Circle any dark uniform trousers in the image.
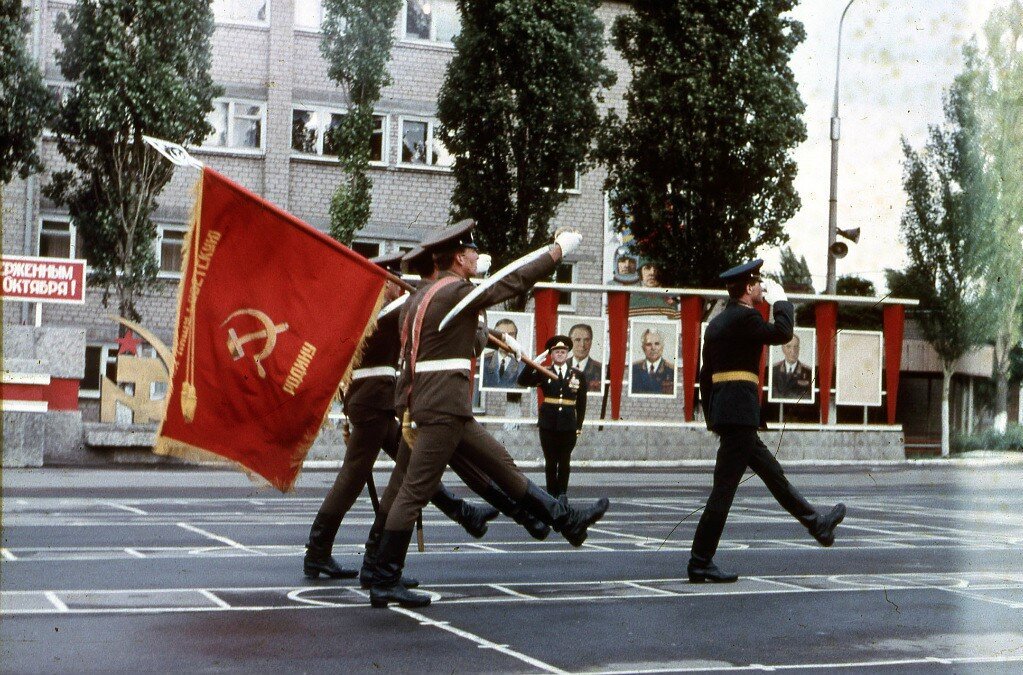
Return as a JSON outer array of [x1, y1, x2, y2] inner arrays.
[[690, 425, 816, 563], [318, 404, 400, 520], [539, 429, 576, 497]]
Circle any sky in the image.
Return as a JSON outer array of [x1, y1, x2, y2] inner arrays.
[[761, 0, 1005, 292]]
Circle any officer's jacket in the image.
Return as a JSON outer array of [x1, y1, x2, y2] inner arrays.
[[399, 252, 558, 421], [344, 308, 400, 416], [699, 300, 794, 430], [517, 364, 587, 432]]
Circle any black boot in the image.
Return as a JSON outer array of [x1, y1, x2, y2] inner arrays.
[[369, 529, 433, 609], [808, 503, 846, 547], [687, 556, 739, 584], [480, 482, 551, 541], [518, 481, 609, 547], [360, 514, 419, 589], [304, 512, 358, 579], [430, 484, 499, 539]]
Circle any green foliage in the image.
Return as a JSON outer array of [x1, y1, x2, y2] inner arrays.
[[43, 0, 220, 322], [953, 424, 1023, 453], [602, 0, 806, 287], [766, 246, 814, 293], [320, 0, 402, 245], [437, 0, 615, 268], [0, 1, 51, 184], [835, 275, 880, 330], [896, 72, 990, 370]]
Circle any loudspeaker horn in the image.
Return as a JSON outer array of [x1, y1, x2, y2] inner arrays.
[[830, 241, 849, 259], [836, 227, 860, 244]]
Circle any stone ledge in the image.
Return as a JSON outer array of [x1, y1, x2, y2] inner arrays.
[[84, 422, 158, 448]]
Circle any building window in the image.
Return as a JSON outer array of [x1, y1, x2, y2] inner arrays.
[[403, 0, 459, 44], [399, 118, 453, 168], [38, 217, 82, 259], [294, 0, 324, 30], [157, 225, 187, 277], [552, 262, 575, 310], [204, 100, 265, 151], [213, 0, 268, 24], [542, 166, 582, 193], [80, 344, 118, 399], [292, 108, 387, 163], [352, 241, 381, 258]]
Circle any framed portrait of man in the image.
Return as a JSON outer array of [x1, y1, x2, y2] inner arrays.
[[480, 311, 533, 393], [627, 317, 679, 398], [557, 316, 607, 393], [836, 330, 884, 407], [767, 327, 817, 404]]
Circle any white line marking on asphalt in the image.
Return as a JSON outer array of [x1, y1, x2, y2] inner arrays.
[[199, 590, 232, 609], [123, 548, 146, 559], [622, 581, 677, 597], [98, 501, 147, 515], [581, 542, 615, 551], [586, 526, 655, 541], [389, 606, 568, 674], [176, 523, 266, 555], [590, 655, 1023, 673], [490, 585, 534, 599], [43, 591, 68, 612], [746, 577, 808, 591], [1, 548, 17, 560]]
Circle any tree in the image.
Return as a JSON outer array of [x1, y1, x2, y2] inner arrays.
[[895, 73, 990, 457], [835, 275, 880, 330], [968, 2, 1023, 432], [437, 0, 615, 270], [0, 0, 51, 187], [770, 246, 814, 293], [602, 0, 806, 287], [43, 1, 220, 323], [320, 0, 402, 245]]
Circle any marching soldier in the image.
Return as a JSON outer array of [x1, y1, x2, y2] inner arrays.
[[690, 258, 846, 584], [366, 220, 610, 609], [303, 252, 500, 579], [517, 335, 588, 497]]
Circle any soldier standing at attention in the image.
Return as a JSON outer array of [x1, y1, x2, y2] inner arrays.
[[367, 220, 610, 609], [690, 259, 846, 584], [517, 335, 587, 497], [302, 252, 500, 579]]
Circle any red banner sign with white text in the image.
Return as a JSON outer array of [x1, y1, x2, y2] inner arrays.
[[1, 255, 86, 303]]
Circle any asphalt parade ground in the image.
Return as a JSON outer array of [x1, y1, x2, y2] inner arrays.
[[3, 462, 1023, 673]]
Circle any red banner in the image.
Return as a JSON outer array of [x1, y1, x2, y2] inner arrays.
[[155, 168, 387, 491]]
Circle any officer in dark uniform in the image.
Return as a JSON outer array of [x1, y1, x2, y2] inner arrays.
[[303, 251, 500, 579], [367, 220, 610, 609], [690, 259, 846, 584], [518, 335, 587, 497]]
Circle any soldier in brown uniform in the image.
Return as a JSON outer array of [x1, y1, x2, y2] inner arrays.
[[367, 221, 610, 609], [303, 252, 502, 579]]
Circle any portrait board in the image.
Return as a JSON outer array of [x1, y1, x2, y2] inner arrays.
[[557, 315, 608, 393], [836, 330, 884, 406], [627, 317, 679, 398], [479, 311, 533, 393], [767, 327, 817, 404]]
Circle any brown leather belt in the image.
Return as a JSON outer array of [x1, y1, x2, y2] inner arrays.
[[542, 397, 575, 406], [711, 370, 759, 385]]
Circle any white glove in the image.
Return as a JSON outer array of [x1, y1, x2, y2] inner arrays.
[[475, 253, 492, 276], [500, 332, 524, 360], [761, 278, 789, 304], [554, 230, 583, 257]]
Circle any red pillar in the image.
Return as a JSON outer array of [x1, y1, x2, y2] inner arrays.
[[757, 302, 770, 403], [883, 304, 906, 424], [816, 301, 838, 424], [607, 292, 630, 420], [533, 288, 560, 411], [680, 296, 703, 421]]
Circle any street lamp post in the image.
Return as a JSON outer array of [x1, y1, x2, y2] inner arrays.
[[826, 0, 859, 295]]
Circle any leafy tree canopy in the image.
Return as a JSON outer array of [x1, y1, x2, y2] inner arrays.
[[602, 0, 806, 287], [43, 0, 220, 322], [0, 1, 51, 184], [438, 0, 615, 269]]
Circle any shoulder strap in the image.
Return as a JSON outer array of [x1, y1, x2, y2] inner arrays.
[[399, 275, 460, 405]]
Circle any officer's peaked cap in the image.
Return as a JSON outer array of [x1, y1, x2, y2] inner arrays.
[[400, 245, 432, 274], [421, 218, 477, 253], [370, 251, 404, 274], [545, 335, 572, 351], [719, 259, 764, 285]]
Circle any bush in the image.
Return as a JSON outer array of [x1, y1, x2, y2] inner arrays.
[[952, 425, 1023, 453]]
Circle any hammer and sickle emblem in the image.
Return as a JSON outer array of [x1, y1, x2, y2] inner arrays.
[[221, 309, 290, 379]]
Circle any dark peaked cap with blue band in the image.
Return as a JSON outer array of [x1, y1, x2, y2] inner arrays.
[[545, 335, 572, 351], [719, 258, 764, 286], [420, 218, 478, 254]]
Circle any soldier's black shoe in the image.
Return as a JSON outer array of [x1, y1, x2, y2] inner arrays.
[[303, 552, 358, 579], [369, 529, 431, 608], [687, 561, 739, 584], [519, 481, 609, 547], [360, 525, 419, 589], [558, 494, 610, 547], [430, 484, 499, 539], [809, 503, 846, 547], [480, 482, 551, 541]]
